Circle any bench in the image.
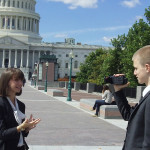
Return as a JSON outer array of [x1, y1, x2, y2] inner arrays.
[[80, 99, 122, 119], [100, 105, 122, 119], [47, 89, 64, 97], [37, 86, 45, 90]]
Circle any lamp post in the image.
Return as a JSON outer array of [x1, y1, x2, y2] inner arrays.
[[67, 50, 74, 101], [44, 61, 48, 92]]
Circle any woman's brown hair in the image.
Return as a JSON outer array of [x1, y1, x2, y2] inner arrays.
[[0, 68, 25, 96], [102, 84, 109, 93]]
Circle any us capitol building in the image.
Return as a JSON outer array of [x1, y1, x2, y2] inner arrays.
[[0, 0, 109, 80]]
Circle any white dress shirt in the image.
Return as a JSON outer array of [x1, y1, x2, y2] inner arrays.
[[7, 97, 26, 147], [142, 85, 150, 97]]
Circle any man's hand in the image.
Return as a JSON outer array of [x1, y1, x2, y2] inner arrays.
[[113, 74, 130, 92]]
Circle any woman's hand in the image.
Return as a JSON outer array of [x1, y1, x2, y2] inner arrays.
[[25, 114, 41, 132], [17, 114, 41, 132], [113, 74, 130, 92]]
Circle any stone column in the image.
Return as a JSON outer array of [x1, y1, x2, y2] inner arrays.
[[14, 49, 17, 68], [8, 49, 11, 68], [2, 0, 4, 6], [15, 0, 17, 7], [6, 0, 8, 7], [35, 20, 37, 33], [20, 50, 23, 67], [26, 18, 28, 31], [21, 16, 23, 30], [10, 0, 13, 7], [26, 50, 29, 67], [33, 19, 35, 32], [74, 82, 81, 91], [0, 16, 2, 29], [2, 49, 5, 68], [38, 51, 40, 58], [32, 50, 35, 69], [86, 83, 95, 93], [37, 20, 39, 33]]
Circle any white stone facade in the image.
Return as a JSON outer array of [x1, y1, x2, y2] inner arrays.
[[0, 0, 109, 79]]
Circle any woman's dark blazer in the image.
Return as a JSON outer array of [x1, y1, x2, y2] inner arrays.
[[0, 96, 29, 150], [114, 90, 150, 150]]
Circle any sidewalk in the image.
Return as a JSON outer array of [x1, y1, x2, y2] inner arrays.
[[19, 82, 127, 150]]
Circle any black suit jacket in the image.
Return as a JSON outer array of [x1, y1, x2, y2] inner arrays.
[[0, 96, 29, 150], [114, 90, 150, 150]]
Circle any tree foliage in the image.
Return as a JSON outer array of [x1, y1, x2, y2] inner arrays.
[[76, 48, 107, 84]]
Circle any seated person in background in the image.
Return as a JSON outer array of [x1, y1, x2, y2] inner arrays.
[[91, 84, 113, 117]]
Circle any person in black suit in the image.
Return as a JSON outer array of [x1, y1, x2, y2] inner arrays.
[[113, 45, 150, 150], [0, 68, 40, 150]]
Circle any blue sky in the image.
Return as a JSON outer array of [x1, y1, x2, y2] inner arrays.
[[36, 0, 150, 46]]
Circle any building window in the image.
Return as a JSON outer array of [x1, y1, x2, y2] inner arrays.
[[74, 61, 78, 69], [17, 1, 19, 8], [28, 3, 30, 9], [3, 0, 5, 6], [66, 54, 69, 57], [13, 1, 15, 7], [8, 0, 10, 7], [17, 18, 20, 29], [2, 18, 5, 28], [7, 18, 10, 29], [75, 55, 78, 57], [65, 63, 68, 68], [84, 55, 87, 57], [21, 2, 23, 8], [65, 74, 68, 77], [12, 18, 15, 29], [28, 20, 30, 30], [58, 63, 61, 68], [24, 19, 26, 30]]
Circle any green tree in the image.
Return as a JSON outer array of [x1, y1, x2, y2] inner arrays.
[[121, 19, 150, 87], [145, 6, 150, 24], [76, 48, 107, 84]]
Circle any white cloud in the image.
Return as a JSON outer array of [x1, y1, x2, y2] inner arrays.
[[47, 0, 98, 9], [41, 25, 131, 39], [135, 15, 143, 20], [102, 36, 112, 42], [54, 33, 68, 38], [121, 0, 140, 8]]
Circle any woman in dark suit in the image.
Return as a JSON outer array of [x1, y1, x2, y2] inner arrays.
[[0, 68, 40, 150]]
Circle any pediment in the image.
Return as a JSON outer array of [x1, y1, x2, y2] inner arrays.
[[0, 36, 28, 46]]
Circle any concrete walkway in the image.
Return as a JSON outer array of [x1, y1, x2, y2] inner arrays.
[[18, 82, 128, 150]]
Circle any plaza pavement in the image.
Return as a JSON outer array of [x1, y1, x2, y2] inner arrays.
[[18, 81, 128, 150]]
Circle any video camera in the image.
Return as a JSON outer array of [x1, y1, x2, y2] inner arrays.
[[104, 75, 128, 85]]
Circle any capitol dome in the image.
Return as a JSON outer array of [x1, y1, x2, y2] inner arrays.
[[0, 0, 42, 43]]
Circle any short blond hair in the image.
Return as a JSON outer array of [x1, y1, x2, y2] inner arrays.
[[132, 45, 150, 66]]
